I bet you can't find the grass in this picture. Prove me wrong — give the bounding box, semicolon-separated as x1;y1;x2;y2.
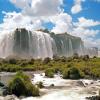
0;56;100;79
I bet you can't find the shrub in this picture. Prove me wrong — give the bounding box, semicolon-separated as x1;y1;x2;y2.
37;81;44;88
53;55;60;61
43;57;51;64
68;67;82;79
8;71;39;97
8;59;17;64
67;63;73;68
60;56;67;62
62;69;69;79
28;59;34;65
73;53;79;59
45;68;54;78
63;67;83;79
83;55;89;61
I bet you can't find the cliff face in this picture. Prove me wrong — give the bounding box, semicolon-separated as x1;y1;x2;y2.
0;28;85;59
50;33;84;57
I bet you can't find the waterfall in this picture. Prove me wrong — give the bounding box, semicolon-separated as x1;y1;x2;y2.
69;39;73;57
0;33;14;58
31;31;54;59
0;28;87;59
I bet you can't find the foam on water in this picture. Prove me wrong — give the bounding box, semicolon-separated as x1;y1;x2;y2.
22;89;91;100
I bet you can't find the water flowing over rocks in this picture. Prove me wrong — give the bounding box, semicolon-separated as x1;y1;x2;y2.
0;72;100;100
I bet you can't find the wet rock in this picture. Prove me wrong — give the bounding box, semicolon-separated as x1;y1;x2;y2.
77;81;86;87
0;82;5;87
50;84;55;87
86;96;100;100
0;95;19;100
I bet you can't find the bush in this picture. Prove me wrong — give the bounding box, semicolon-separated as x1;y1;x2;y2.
37;81;44;88
62;69;69;79
53;55;60;61
63;67;83;79
73;53;79;59
8;71;39;97
82;55;89;61
45;68;54;78
8;59;17;64
67;63;73;68
60;56;67;62
43;57;51;64
28;59;34;65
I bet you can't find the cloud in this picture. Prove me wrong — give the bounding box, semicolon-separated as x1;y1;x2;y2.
0;11;44;33
72;27;99;39
50;13;72;33
71;17;100;48
71;4;82;14
71;27;100;49
10;0;63;16
83;38;100;49
0;0;64;33
71;0;85;14
74;17;100;28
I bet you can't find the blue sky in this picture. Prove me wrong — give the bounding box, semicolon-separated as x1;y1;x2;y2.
0;0;100;26
0;0;100;48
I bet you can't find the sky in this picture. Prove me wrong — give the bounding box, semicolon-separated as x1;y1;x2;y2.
0;0;100;48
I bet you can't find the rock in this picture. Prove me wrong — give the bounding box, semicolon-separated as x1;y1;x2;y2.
86;96;100;100
0;82;5;87
50;84;55;87
77;81;86;87
0;95;19;100
4;95;19;100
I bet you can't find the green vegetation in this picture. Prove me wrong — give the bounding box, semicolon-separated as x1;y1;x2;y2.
8;71;39;97
0;55;100;79
63;67;84;79
45;68;55;78
36;81;44;88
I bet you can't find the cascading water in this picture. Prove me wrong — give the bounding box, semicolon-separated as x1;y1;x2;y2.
0;32;14;58
12;28;54;59
0;28;85;59
50;33;84;57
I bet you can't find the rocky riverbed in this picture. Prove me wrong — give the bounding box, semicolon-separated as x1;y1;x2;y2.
0;72;100;100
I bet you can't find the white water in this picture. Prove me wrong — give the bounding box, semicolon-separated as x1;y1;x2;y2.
28;31;54;59
0;28;98;59
22;90;91;100
22;73;100;100
0;33;14;58
0;30;54;59
0;73;99;100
